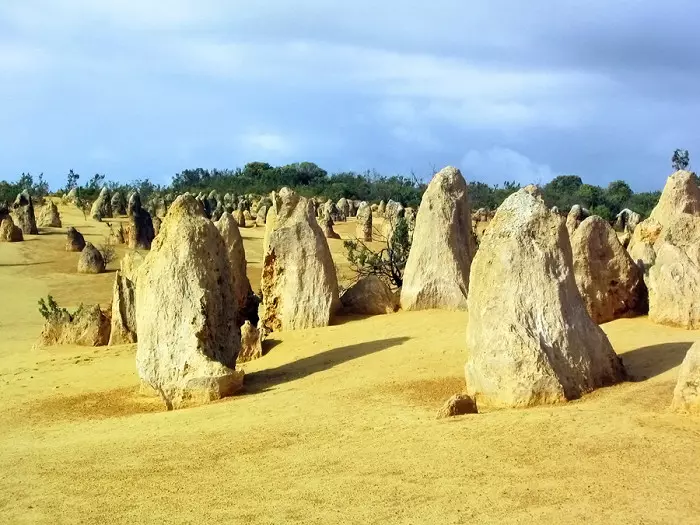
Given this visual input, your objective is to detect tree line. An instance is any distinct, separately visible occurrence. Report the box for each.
[0,160,674,220]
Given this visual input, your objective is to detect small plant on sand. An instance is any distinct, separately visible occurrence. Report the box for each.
[344,215,411,289]
[38,295,71,322]
[75,193,91,221]
[98,234,117,266]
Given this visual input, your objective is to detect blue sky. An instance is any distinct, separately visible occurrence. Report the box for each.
[1,1,698,191]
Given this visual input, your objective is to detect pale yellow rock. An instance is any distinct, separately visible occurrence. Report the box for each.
[401,166,475,311]
[571,216,645,324]
[465,188,626,408]
[671,342,700,414]
[341,276,398,315]
[215,212,253,313]
[647,215,700,329]
[260,188,340,333]
[135,194,243,410]
[108,270,137,346]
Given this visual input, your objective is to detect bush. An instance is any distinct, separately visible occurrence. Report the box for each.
[344,216,411,289]
[38,295,71,321]
[98,235,117,266]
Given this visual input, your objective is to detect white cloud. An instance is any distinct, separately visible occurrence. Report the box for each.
[240,132,293,155]
[461,148,554,185]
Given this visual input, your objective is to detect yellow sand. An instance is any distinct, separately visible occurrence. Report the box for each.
[1,202,700,524]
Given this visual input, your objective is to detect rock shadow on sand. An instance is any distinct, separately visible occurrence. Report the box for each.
[244,336,410,394]
[621,342,694,381]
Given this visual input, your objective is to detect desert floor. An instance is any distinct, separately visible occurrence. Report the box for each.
[1,202,700,525]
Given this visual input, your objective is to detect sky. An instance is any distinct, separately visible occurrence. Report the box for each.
[1,0,699,192]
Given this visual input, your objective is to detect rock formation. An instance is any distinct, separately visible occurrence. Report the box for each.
[671,342,700,414]
[465,188,626,408]
[127,196,155,250]
[355,202,372,242]
[12,190,38,235]
[135,194,243,409]
[90,187,113,221]
[436,394,478,418]
[37,201,62,227]
[108,270,137,345]
[571,216,646,324]
[401,166,475,311]
[0,217,23,242]
[38,304,111,347]
[111,192,127,215]
[215,212,253,315]
[340,276,398,315]
[565,204,588,237]
[337,198,350,220]
[320,212,341,239]
[65,227,86,252]
[647,215,700,328]
[237,321,263,363]
[256,205,268,227]
[77,242,106,274]
[260,188,340,333]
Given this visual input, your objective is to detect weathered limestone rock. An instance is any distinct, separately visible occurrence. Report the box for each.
[127,192,141,218]
[237,321,263,363]
[77,242,106,274]
[436,393,478,419]
[127,199,155,250]
[111,192,127,215]
[381,200,405,240]
[650,170,700,224]
[472,208,494,245]
[0,217,23,242]
[135,194,243,409]
[65,227,86,252]
[152,216,162,237]
[671,342,700,414]
[465,188,626,408]
[215,212,253,314]
[355,202,372,242]
[614,208,641,247]
[628,171,700,270]
[256,205,268,227]
[647,215,700,328]
[12,190,38,235]
[378,200,386,217]
[38,201,62,227]
[39,304,111,347]
[401,167,475,311]
[108,270,137,345]
[571,216,646,324]
[320,212,341,239]
[340,276,398,315]
[337,198,350,220]
[234,208,246,228]
[260,188,340,333]
[565,204,589,237]
[90,187,113,220]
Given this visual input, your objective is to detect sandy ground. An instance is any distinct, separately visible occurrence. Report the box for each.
[1,201,700,524]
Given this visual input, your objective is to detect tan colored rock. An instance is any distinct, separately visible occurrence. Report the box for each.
[135,194,243,409]
[215,212,253,313]
[12,190,38,235]
[39,304,111,347]
[237,321,263,363]
[127,204,155,250]
[649,170,700,224]
[472,208,494,245]
[401,166,475,311]
[436,393,478,419]
[234,208,246,228]
[341,276,398,315]
[465,188,626,408]
[260,188,340,333]
[90,187,112,220]
[355,202,372,242]
[65,227,86,252]
[628,170,700,270]
[256,205,268,227]
[108,270,137,345]
[647,215,700,328]
[671,342,700,414]
[77,242,106,274]
[0,217,23,242]
[38,201,62,227]
[571,216,646,324]
[565,204,588,237]
[320,213,341,239]
[111,192,127,215]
